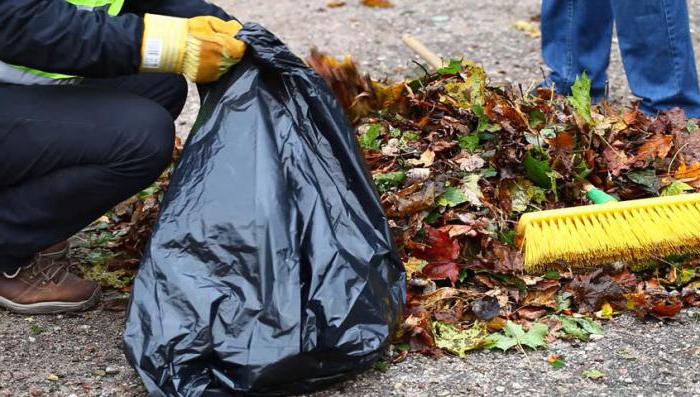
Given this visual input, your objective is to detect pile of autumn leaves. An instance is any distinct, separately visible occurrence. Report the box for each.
[91,56,700,358]
[310,55,700,357]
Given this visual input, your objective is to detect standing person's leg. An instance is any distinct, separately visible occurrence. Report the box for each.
[611,0,700,117]
[0,84,175,313]
[541,0,614,99]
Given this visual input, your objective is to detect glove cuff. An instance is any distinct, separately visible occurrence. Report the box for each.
[140,14,188,74]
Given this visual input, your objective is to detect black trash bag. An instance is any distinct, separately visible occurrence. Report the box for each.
[123,24,406,396]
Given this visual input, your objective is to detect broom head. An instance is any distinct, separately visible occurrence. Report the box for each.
[517,193,700,273]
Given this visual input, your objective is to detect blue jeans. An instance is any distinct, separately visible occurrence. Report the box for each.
[541,0,700,117]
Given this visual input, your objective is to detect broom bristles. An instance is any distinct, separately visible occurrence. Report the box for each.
[517,193,700,273]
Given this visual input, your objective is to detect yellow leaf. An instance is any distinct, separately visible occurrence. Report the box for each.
[675,162,700,180]
[512,20,541,38]
[486,316,507,331]
[361,0,394,7]
[371,81,407,109]
[403,257,427,274]
[595,301,614,319]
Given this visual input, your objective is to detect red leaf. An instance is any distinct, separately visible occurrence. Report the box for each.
[422,262,460,286]
[536,87,554,100]
[651,302,682,318]
[626,292,651,317]
[548,131,575,153]
[414,226,460,262]
[610,271,638,290]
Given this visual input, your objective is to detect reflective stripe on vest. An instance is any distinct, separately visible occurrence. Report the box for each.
[0,0,125,86]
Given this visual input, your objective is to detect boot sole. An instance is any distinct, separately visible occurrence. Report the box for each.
[0,287,102,315]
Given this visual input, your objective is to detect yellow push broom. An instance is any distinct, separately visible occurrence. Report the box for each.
[517,184,700,272]
[402,35,700,273]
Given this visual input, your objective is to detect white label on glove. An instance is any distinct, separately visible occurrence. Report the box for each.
[142,38,163,69]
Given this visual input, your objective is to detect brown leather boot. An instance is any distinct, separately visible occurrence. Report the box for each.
[0,257,101,314]
[40,240,70,260]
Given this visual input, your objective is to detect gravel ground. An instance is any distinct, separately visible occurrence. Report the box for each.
[316,310,700,397]
[1,309,699,397]
[2,1,700,396]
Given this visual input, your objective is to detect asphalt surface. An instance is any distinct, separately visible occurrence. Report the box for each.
[1,1,700,396]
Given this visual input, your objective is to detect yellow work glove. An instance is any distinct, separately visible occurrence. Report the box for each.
[139,14,246,83]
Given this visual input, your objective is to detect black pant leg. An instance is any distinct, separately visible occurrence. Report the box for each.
[0,84,176,272]
[80,74,188,119]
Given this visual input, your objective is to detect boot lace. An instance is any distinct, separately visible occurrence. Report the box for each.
[30,259,70,283]
[2,267,23,279]
[2,257,69,283]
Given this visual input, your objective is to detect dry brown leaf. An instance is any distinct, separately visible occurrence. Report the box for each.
[408,149,436,167]
[603,146,631,176]
[394,182,437,216]
[491,243,524,274]
[521,287,558,309]
[517,307,547,320]
[307,50,405,119]
[633,134,673,162]
[674,131,700,164]
[405,168,431,183]
[439,224,478,238]
[456,155,485,172]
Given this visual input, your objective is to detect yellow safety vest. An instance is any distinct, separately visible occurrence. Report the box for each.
[0,0,125,85]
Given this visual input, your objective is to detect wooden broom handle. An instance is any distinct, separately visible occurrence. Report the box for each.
[402,34,443,69]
